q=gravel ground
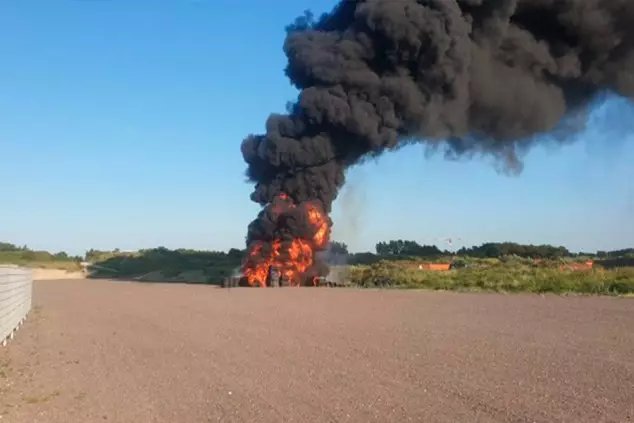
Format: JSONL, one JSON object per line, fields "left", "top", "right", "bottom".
{"left": 1, "top": 280, "right": 633, "bottom": 423}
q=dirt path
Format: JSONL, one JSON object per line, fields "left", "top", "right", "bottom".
{"left": 30, "top": 269, "right": 84, "bottom": 280}
{"left": 1, "top": 280, "right": 633, "bottom": 423}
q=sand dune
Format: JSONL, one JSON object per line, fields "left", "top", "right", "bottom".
{"left": 31, "top": 268, "right": 85, "bottom": 280}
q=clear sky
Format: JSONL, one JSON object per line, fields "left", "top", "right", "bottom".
{"left": 1, "top": 0, "right": 632, "bottom": 256}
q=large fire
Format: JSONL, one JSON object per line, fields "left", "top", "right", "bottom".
{"left": 242, "top": 193, "right": 330, "bottom": 287}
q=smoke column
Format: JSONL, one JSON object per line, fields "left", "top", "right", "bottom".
{"left": 240, "top": 0, "right": 634, "bottom": 285}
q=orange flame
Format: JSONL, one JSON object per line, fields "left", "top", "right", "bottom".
{"left": 242, "top": 194, "right": 330, "bottom": 287}
{"left": 306, "top": 202, "right": 329, "bottom": 247}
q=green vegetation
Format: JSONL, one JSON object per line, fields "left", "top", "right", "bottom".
{"left": 87, "top": 247, "right": 244, "bottom": 284}
{"left": 2, "top": 238, "right": 633, "bottom": 293}
{"left": 347, "top": 260, "right": 634, "bottom": 294}
{"left": 366, "top": 240, "right": 618, "bottom": 261}
{"left": 0, "top": 242, "right": 82, "bottom": 271}
{"left": 23, "top": 390, "right": 60, "bottom": 404}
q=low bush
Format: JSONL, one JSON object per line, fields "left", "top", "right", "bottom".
{"left": 0, "top": 250, "right": 82, "bottom": 271}
{"left": 88, "top": 247, "right": 244, "bottom": 284}
{"left": 347, "top": 260, "right": 634, "bottom": 294}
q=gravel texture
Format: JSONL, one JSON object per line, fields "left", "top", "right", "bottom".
{"left": 1, "top": 279, "right": 633, "bottom": 423}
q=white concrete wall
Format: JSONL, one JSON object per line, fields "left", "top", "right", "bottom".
{"left": 0, "top": 266, "right": 33, "bottom": 346}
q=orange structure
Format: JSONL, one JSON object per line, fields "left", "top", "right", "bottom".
{"left": 405, "top": 263, "right": 451, "bottom": 271}
{"left": 422, "top": 263, "right": 451, "bottom": 271}
{"left": 560, "top": 260, "right": 594, "bottom": 271}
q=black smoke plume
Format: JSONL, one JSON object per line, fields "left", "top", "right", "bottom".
{"left": 240, "top": 0, "right": 634, "bottom": 284}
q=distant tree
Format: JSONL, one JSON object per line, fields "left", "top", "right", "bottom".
{"left": 376, "top": 240, "right": 443, "bottom": 257}
{"left": 348, "top": 252, "right": 380, "bottom": 266}
{"left": 227, "top": 248, "right": 245, "bottom": 261}
{"left": 456, "top": 242, "right": 571, "bottom": 259}
{"left": 0, "top": 242, "right": 28, "bottom": 252}
{"left": 329, "top": 241, "right": 349, "bottom": 255}
{"left": 0, "top": 242, "right": 18, "bottom": 251}
{"left": 604, "top": 248, "right": 634, "bottom": 257}
{"left": 85, "top": 249, "right": 98, "bottom": 261}
{"left": 53, "top": 251, "right": 69, "bottom": 260}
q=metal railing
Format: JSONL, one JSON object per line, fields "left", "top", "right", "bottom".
{"left": 0, "top": 266, "right": 33, "bottom": 346}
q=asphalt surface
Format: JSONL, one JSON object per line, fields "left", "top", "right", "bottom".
{"left": 1, "top": 280, "right": 633, "bottom": 423}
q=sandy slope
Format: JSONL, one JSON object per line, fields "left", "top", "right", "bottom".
{"left": 30, "top": 269, "right": 85, "bottom": 280}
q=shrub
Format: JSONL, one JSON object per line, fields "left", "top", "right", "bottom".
{"left": 347, "top": 261, "right": 634, "bottom": 294}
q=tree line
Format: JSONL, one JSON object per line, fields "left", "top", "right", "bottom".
{"left": 0, "top": 242, "right": 82, "bottom": 263}
{"left": 332, "top": 240, "right": 633, "bottom": 263}
{"left": 2, "top": 239, "right": 633, "bottom": 280}
{"left": 3, "top": 239, "right": 634, "bottom": 265}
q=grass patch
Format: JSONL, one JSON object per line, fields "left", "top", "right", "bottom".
{"left": 347, "top": 261, "right": 634, "bottom": 295}
{"left": 24, "top": 391, "right": 60, "bottom": 404}
{"left": 0, "top": 359, "right": 11, "bottom": 379}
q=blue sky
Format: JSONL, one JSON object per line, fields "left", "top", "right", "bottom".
{"left": 0, "top": 0, "right": 632, "bottom": 256}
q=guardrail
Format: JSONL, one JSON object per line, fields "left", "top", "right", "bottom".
{"left": 0, "top": 266, "right": 33, "bottom": 346}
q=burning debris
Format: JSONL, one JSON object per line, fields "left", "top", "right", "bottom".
{"left": 240, "top": 0, "right": 634, "bottom": 286}
{"left": 242, "top": 193, "right": 331, "bottom": 286}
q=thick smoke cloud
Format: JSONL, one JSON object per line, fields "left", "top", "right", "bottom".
{"left": 241, "top": 0, "right": 634, "bottom": 270}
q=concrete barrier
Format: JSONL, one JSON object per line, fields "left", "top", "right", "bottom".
{"left": 0, "top": 266, "right": 33, "bottom": 346}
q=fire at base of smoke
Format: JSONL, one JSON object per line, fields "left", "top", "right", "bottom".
{"left": 242, "top": 193, "right": 331, "bottom": 287}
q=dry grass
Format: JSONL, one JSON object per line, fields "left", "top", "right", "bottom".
{"left": 23, "top": 391, "right": 60, "bottom": 404}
